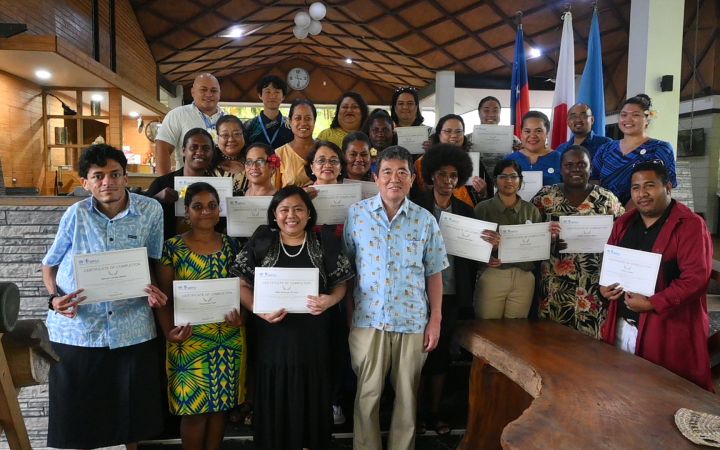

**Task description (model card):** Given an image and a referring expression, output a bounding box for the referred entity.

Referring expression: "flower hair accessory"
[267,153,281,169]
[646,109,658,119]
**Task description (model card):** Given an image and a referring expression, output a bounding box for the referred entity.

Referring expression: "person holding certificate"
[155,182,246,449]
[531,146,624,339]
[342,131,373,182]
[146,128,215,240]
[414,114,492,207]
[274,98,317,189]
[231,186,354,450]
[391,86,425,128]
[599,161,713,391]
[504,111,562,189]
[42,144,167,449]
[211,115,248,196]
[411,144,478,435]
[473,160,542,319]
[317,91,369,148]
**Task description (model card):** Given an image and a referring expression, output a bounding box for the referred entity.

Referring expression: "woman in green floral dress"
[532,146,624,338]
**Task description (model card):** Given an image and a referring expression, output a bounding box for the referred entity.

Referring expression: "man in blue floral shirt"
[344,146,448,450]
[42,144,167,449]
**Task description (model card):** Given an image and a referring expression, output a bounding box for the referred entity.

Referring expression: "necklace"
[221,153,242,162]
[280,232,306,258]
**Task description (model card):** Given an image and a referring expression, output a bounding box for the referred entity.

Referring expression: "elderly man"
[343,146,448,450]
[155,73,223,175]
[554,103,611,159]
[42,144,167,448]
[600,161,713,391]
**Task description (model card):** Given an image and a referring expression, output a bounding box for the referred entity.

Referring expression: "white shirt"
[156,103,224,169]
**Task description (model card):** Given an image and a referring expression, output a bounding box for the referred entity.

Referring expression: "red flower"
[553,259,575,276]
[577,297,590,312]
[267,153,281,169]
[577,202,592,212]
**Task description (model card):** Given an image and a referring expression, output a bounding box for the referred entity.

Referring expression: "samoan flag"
[578,9,606,136]
[511,24,530,138]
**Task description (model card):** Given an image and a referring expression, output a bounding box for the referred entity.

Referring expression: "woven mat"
[675,408,720,447]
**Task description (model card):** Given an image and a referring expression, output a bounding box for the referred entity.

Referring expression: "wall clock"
[287,68,310,91]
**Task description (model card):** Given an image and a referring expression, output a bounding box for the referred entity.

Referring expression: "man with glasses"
[599,160,714,391]
[343,146,448,450]
[554,103,611,159]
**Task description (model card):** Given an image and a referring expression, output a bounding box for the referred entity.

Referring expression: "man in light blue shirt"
[344,146,448,450]
[42,144,167,449]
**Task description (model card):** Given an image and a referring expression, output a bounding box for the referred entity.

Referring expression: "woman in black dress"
[231,186,354,450]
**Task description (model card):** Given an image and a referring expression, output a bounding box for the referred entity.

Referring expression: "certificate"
[312,183,362,225]
[173,278,240,326]
[439,212,497,262]
[518,171,543,202]
[345,179,379,199]
[472,125,514,153]
[226,196,272,237]
[174,176,233,217]
[395,126,430,154]
[73,247,150,303]
[599,245,662,297]
[498,222,551,263]
[253,267,319,313]
[559,215,614,254]
[467,152,480,186]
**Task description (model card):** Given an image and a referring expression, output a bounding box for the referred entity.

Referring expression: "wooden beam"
[0,335,31,450]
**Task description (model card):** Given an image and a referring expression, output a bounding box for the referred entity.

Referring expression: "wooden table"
[455,319,720,450]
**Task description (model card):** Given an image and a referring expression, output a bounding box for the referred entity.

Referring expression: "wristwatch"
[48,293,60,310]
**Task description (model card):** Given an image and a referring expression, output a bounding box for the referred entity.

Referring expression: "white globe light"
[293,25,309,40]
[309,2,327,21]
[294,11,311,28]
[308,20,322,36]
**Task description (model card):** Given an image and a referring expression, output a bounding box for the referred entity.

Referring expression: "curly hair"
[79,144,127,178]
[421,144,473,188]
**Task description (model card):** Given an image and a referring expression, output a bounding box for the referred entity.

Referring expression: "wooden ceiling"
[129,0,719,110]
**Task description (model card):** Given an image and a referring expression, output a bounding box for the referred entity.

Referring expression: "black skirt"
[47,339,163,448]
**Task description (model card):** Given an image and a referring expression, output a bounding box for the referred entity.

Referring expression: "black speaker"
[660,75,673,92]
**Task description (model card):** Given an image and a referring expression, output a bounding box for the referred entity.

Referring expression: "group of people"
[40,71,713,450]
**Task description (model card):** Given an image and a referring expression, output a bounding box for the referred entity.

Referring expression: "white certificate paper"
[518,171,543,202]
[173,278,240,326]
[498,222,551,263]
[559,215,614,254]
[226,196,272,237]
[73,247,150,303]
[599,244,662,297]
[253,267,319,314]
[345,179,379,199]
[467,152,480,186]
[312,183,362,225]
[472,125,514,153]
[174,176,233,217]
[395,126,430,154]
[439,212,497,262]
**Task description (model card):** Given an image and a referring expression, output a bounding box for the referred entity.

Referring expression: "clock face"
[287,68,310,91]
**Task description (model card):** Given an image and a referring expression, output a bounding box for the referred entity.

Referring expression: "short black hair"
[422,143,473,187]
[631,160,670,185]
[183,182,219,207]
[374,145,414,176]
[342,131,371,152]
[304,140,346,182]
[431,114,471,151]
[239,142,273,162]
[213,115,245,167]
[182,127,214,149]
[330,92,369,129]
[521,111,551,133]
[493,159,523,179]
[79,144,127,178]
[362,109,393,134]
[288,98,317,120]
[561,145,591,163]
[257,75,287,96]
[478,96,501,111]
[268,185,317,231]
[216,115,244,133]
[390,86,424,126]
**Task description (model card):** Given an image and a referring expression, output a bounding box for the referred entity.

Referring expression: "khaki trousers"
[473,267,535,319]
[349,327,427,450]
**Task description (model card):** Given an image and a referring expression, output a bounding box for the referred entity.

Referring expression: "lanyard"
[259,113,285,146]
[194,103,223,130]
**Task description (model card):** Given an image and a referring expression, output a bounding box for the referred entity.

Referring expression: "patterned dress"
[532,184,624,339]
[160,234,246,415]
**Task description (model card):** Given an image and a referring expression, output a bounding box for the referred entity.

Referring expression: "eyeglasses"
[440,129,464,136]
[218,132,243,140]
[313,158,341,166]
[245,158,269,168]
[496,174,521,181]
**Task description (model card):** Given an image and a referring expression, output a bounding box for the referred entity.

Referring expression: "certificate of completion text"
[498,222,551,263]
[73,247,151,303]
[438,212,497,262]
[253,267,319,314]
[173,277,241,326]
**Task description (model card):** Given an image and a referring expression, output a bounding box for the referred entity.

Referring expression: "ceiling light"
[91,94,104,102]
[345,58,353,64]
[129,111,139,118]
[528,47,542,59]
[35,69,52,80]
[220,26,244,38]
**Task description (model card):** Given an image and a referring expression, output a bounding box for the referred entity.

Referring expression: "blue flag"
[578,9,605,136]
[510,25,530,138]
